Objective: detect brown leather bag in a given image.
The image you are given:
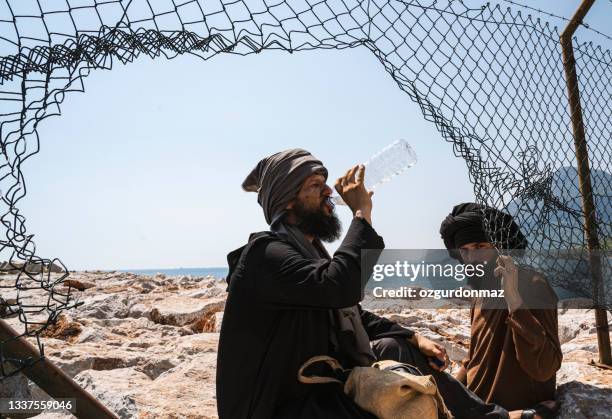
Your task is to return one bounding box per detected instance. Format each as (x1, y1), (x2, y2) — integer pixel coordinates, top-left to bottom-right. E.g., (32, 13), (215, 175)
(298, 355), (453, 419)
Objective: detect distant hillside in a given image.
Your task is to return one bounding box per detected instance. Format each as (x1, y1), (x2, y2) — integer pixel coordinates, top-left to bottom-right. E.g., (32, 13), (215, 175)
(506, 166), (611, 249)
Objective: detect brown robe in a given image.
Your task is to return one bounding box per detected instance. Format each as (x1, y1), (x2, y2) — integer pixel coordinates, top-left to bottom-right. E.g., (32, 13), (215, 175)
(465, 271), (563, 411)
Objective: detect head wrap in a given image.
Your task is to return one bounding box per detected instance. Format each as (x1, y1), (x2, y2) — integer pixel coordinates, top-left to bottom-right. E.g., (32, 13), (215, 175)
(439, 202), (528, 260)
(242, 148), (328, 225)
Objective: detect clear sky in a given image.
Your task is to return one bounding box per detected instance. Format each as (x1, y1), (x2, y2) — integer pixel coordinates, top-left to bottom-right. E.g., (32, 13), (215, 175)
(16, 0), (611, 270)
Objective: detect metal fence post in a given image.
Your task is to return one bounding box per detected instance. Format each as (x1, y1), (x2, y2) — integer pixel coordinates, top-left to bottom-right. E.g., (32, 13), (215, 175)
(560, 0), (612, 366)
(0, 320), (118, 418)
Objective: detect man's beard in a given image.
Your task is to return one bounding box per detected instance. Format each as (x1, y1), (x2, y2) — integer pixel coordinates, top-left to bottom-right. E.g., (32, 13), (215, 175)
(291, 199), (342, 242)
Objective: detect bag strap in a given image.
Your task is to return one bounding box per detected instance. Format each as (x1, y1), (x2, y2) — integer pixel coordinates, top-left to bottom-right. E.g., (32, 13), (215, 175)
(297, 355), (346, 385)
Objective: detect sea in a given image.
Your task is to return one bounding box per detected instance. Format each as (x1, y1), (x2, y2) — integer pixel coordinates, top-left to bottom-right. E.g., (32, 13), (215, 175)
(116, 267), (229, 279)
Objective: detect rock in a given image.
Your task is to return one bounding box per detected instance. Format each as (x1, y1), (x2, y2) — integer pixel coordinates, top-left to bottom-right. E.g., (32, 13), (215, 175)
(384, 314), (421, 325)
(178, 275), (193, 285)
(205, 311), (224, 333)
(74, 326), (109, 344)
(0, 298), (19, 318)
(0, 260), (64, 274)
(562, 340), (598, 354)
(39, 341), (147, 378)
(168, 333), (219, 360)
(135, 358), (177, 380)
(149, 297), (225, 327)
(73, 368), (149, 418)
(559, 324), (582, 345)
(61, 279), (95, 291)
(40, 315), (83, 343)
(77, 294), (129, 319)
(557, 309), (593, 344)
(0, 297), (6, 316)
(0, 370), (31, 399)
(192, 310), (225, 333)
(134, 354), (218, 418)
(187, 285), (226, 299)
(557, 380), (612, 419)
(555, 343), (612, 419)
(557, 350), (612, 387)
(126, 301), (152, 319)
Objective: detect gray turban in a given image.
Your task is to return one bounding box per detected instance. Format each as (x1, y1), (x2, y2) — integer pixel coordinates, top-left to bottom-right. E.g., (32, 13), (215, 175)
(242, 148), (328, 225)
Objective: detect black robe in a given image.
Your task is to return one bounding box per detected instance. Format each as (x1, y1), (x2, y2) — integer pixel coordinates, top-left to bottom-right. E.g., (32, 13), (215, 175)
(216, 217), (414, 419)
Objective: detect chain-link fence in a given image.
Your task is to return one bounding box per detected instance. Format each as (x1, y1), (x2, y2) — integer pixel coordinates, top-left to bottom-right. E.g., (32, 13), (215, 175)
(0, 0), (610, 378)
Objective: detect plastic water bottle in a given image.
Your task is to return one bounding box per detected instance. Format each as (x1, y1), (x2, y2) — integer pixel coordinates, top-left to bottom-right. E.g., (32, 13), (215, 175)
(331, 139), (417, 206)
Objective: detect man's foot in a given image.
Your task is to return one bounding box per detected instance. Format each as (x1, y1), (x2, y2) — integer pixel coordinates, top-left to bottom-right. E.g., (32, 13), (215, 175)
(508, 401), (557, 419)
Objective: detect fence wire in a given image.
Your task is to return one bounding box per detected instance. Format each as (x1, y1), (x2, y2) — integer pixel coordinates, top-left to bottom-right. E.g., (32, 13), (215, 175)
(0, 0), (610, 379)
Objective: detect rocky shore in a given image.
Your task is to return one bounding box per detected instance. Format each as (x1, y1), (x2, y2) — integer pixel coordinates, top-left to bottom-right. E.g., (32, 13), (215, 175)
(0, 271), (610, 418)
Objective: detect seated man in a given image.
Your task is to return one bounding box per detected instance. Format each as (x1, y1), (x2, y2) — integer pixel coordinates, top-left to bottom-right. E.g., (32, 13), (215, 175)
(216, 149), (536, 419)
(440, 203), (562, 419)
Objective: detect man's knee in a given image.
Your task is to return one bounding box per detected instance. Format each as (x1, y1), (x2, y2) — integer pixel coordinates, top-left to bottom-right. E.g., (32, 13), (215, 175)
(371, 337), (407, 360)
(371, 336), (430, 371)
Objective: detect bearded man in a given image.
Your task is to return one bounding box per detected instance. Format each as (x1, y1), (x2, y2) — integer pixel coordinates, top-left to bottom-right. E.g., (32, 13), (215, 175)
(440, 203), (562, 419)
(216, 149), (516, 419)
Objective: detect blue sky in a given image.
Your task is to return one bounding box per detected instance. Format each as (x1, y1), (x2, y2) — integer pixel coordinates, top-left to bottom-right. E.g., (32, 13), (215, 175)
(15, 0), (612, 270)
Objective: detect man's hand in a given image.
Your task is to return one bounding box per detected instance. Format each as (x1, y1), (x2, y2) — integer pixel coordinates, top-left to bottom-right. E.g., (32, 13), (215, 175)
(334, 164), (373, 224)
(494, 255), (523, 313)
(409, 333), (449, 372)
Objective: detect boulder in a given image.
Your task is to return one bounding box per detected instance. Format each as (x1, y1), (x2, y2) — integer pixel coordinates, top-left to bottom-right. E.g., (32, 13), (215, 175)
(0, 370), (31, 399)
(134, 354), (218, 418)
(135, 358), (177, 380)
(557, 380), (612, 419)
(0, 261), (64, 274)
(73, 367), (149, 418)
(556, 342), (612, 419)
(61, 279), (95, 291)
(77, 294), (130, 319)
(201, 311), (224, 333)
(37, 340), (149, 378)
(557, 309), (594, 344)
(40, 315), (83, 343)
(149, 297), (225, 327)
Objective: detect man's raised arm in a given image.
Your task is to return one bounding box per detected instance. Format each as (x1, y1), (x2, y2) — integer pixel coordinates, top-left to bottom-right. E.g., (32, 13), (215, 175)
(254, 216), (384, 309)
